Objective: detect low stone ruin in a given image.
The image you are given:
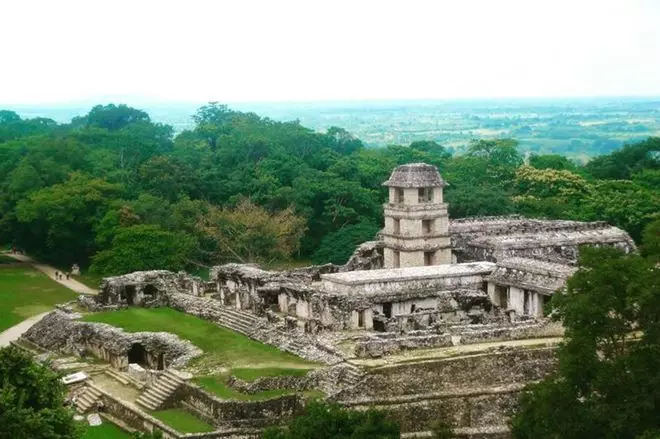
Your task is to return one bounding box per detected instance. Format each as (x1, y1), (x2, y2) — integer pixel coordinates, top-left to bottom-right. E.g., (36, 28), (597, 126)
(23, 311), (202, 370)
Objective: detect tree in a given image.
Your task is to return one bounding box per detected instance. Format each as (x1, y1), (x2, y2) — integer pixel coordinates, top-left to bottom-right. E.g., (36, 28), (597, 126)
(90, 224), (195, 275)
(0, 346), (80, 439)
(511, 246), (660, 439)
(529, 154), (576, 171)
(640, 218), (660, 264)
(312, 220), (380, 265)
(197, 199), (307, 264)
(73, 104), (150, 131)
(263, 401), (400, 439)
(14, 173), (122, 265)
(192, 102), (235, 151)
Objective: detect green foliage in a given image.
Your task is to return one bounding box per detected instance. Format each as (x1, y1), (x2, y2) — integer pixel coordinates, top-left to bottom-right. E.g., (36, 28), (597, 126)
(511, 246), (660, 439)
(90, 224), (194, 275)
(1, 102), (658, 275)
(312, 221), (380, 265)
(0, 346), (80, 439)
(529, 154), (576, 171)
(585, 137), (660, 180)
(640, 218), (660, 264)
(263, 401), (400, 439)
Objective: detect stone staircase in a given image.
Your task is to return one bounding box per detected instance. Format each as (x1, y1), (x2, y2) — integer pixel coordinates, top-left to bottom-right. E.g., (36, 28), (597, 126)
(216, 307), (263, 336)
(136, 370), (183, 411)
(74, 386), (102, 413)
(340, 362), (365, 387)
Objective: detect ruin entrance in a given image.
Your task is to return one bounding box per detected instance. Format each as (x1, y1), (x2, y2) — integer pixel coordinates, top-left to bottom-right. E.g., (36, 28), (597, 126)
(127, 343), (148, 367)
(383, 302), (392, 318)
(157, 353), (164, 370)
(143, 284), (158, 300)
(495, 285), (508, 308)
(121, 285), (136, 305)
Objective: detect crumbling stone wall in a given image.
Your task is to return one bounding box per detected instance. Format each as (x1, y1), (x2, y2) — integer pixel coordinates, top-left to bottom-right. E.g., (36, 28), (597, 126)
(174, 381), (304, 428)
(335, 346), (556, 401)
(23, 311), (202, 370)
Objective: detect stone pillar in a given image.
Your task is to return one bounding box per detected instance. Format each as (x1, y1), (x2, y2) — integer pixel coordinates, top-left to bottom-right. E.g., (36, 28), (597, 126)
(364, 309), (373, 330)
(350, 311), (360, 329)
(487, 282), (497, 305)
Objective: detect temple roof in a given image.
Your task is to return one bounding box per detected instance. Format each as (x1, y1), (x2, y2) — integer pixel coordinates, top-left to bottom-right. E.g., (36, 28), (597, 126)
(383, 163), (447, 188)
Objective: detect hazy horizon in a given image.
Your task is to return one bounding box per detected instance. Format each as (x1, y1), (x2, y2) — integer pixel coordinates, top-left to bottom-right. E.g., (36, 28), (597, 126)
(3, 0), (660, 105)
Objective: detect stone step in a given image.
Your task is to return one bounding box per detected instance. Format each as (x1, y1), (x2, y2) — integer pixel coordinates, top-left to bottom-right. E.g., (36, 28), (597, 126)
(220, 307), (261, 322)
(136, 393), (161, 411)
(218, 312), (255, 328)
(104, 368), (130, 385)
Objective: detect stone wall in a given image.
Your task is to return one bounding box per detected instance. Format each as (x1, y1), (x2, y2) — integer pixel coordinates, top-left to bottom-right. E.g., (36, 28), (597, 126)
(343, 386), (523, 434)
(22, 311), (201, 370)
(90, 383), (258, 439)
(335, 346), (556, 401)
(226, 375), (313, 394)
(173, 381), (304, 428)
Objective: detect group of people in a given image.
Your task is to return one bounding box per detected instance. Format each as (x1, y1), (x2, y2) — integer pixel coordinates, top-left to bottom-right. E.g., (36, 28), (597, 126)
(54, 271), (71, 281)
(9, 245), (24, 255)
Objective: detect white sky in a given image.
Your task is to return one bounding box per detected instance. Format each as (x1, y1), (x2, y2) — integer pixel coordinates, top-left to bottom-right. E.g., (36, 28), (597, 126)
(1, 0), (659, 104)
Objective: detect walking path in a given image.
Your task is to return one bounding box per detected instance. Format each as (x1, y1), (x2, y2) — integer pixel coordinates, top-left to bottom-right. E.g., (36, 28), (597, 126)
(3, 252), (97, 295)
(0, 312), (49, 347)
(0, 252), (98, 347)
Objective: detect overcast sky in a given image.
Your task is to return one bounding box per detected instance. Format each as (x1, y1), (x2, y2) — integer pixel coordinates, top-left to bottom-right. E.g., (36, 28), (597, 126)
(2, 0), (659, 104)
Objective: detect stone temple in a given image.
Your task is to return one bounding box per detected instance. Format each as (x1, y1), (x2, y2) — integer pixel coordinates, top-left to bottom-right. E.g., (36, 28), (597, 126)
(19, 163), (636, 438)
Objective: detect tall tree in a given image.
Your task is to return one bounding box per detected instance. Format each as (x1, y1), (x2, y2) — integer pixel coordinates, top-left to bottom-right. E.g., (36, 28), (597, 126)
(0, 346), (80, 439)
(511, 246), (660, 439)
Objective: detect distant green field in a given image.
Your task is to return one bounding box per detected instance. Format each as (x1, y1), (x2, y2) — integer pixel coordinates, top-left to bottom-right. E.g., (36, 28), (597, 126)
(0, 266), (78, 332)
(82, 308), (316, 371)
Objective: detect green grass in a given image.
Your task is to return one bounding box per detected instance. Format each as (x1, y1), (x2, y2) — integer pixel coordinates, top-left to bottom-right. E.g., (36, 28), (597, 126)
(193, 375), (297, 401)
(231, 367), (310, 382)
(0, 254), (18, 264)
(152, 408), (214, 433)
(194, 375), (324, 401)
(72, 272), (104, 290)
(81, 422), (133, 439)
(0, 266), (78, 332)
(81, 308), (316, 370)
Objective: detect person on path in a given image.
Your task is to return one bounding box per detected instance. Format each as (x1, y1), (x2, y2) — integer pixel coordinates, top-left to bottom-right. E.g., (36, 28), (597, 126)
(54, 271), (59, 280)
(66, 272), (70, 280)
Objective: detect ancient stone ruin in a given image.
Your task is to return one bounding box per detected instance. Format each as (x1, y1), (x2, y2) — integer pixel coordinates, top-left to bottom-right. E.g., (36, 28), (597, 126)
(20, 162), (636, 438)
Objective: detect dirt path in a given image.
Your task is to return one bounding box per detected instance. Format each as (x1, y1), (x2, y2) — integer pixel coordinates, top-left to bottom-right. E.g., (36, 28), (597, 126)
(4, 252), (97, 295)
(0, 312), (49, 347)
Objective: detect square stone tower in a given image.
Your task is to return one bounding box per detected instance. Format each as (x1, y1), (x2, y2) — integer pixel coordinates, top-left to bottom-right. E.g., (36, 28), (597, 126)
(382, 163), (451, 268)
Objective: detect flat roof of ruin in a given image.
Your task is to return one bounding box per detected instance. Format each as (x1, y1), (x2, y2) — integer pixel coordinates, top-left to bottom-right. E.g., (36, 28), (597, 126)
(497, 257), (577, 278)
(321, 261), (495, 286)
(469, 227), (632, 249)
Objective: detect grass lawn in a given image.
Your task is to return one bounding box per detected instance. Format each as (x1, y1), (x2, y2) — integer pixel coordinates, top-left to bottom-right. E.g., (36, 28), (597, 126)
(81, 422), (133, 439)
(0, 254), (18, 264)
(231, 367), (310, 382)
(152, 408), (214, 433)
(81, 308), (317, 372)
(0, 266), (78, 332)
(193, 375), (325, 401)
(193, 375), (295, 401)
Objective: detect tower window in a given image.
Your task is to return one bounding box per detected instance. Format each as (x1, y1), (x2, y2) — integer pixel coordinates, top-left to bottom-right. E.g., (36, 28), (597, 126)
(393, 250), (400, 268)
(418, 187), (433, 203)
(396, 188), (405, 204)
(393, 218), (400, 234)
(422, 219), (433, 234)
(424, 251), (434, 266)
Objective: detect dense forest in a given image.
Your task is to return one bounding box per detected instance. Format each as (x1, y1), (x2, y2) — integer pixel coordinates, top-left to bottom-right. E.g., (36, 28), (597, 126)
(0, 104), (658, 276)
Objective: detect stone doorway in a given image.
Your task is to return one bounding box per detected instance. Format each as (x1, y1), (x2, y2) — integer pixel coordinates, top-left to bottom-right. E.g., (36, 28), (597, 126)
(157, 353), (164, 370)
(121, 285), (136, 305)
(127, 343), (148, 367)
(143, 284), (158, 300)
